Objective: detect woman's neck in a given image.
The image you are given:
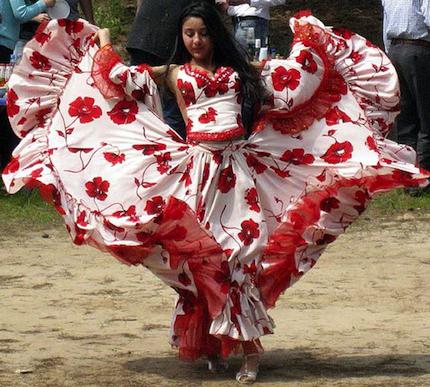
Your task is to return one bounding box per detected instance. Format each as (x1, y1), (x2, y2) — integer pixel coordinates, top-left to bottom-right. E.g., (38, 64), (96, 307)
(190, 57), (215, 72)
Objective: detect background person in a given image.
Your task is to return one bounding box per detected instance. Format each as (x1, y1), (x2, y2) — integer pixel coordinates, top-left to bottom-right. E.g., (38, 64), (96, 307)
(382, 0), (430, 195)
(227, 0), (286, 51)
(0, 0), (56, 63)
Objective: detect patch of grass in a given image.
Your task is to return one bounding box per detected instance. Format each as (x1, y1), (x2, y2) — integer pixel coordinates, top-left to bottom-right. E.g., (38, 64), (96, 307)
(367, 189), (430, 216)
(0, 189), (62, 232)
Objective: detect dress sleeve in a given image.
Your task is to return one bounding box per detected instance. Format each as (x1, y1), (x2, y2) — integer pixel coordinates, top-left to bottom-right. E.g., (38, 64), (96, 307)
(260, 11), (400, 137)
(92, 44), (158, 103)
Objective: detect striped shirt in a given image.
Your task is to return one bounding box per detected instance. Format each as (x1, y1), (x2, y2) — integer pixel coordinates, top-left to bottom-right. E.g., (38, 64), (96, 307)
(382, 0), (430, 51)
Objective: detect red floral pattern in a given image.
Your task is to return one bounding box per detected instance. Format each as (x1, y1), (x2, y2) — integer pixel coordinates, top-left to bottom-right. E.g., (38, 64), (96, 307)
(321, 141), (354, 164)
(85, 177), (110, 201)
(68, 97), (102, 123)
(271, 66), (301, 91)
(107, 100), (138, 125)
(3, 16), (429, 364)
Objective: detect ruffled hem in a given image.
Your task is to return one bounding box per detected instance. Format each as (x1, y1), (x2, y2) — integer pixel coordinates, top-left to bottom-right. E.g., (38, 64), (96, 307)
(257, 161), (429, 309)
(258, 13), (400, 138)
(91, 44), (125, 99)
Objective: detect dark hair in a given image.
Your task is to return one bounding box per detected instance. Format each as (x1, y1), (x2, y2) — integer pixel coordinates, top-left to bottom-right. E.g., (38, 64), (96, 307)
(167, 1), (266, 115)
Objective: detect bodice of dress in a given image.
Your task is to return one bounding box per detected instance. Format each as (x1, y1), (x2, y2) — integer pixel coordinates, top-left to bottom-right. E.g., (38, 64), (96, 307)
(177, 63), (246, 142)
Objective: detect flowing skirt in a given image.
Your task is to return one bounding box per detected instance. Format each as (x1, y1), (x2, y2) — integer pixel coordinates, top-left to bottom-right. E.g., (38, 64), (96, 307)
(3, 15), (428, 359)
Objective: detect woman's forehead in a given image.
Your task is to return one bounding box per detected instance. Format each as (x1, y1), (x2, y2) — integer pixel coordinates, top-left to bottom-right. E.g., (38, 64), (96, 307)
(182, 16), (206, 29)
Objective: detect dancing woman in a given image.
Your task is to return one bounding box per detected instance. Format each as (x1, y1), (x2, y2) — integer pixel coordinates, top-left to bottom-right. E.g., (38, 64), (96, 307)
(3, 2), (429, 383)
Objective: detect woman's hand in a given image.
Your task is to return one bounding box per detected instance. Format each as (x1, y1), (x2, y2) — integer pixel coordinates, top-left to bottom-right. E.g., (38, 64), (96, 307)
(33, 13), (50, 23)
(44, 0), (56, 7)
(93, 28), (111, 48)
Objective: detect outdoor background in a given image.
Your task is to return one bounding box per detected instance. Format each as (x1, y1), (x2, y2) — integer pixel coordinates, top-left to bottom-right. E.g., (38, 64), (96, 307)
(1, 1), (430, 386)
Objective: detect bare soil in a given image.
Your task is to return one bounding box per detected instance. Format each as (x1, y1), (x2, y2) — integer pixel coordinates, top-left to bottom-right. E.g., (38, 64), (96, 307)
(0, 213), (429, 386)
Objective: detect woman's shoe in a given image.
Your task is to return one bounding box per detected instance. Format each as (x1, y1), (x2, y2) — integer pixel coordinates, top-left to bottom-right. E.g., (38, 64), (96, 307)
(235, 354), (259, 384)
(207, 356), (229, 373)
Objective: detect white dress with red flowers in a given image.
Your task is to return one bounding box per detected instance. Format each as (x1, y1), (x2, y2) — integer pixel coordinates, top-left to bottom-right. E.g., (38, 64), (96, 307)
(3, 14), (429, 360)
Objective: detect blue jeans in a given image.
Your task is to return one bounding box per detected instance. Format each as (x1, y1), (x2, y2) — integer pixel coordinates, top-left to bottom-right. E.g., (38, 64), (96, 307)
(233, 17), (269, 51)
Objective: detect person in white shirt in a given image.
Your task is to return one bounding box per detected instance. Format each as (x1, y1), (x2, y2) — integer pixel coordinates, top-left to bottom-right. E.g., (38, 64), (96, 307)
(227, 0), (285, 50)
(382, 0), (430, 196)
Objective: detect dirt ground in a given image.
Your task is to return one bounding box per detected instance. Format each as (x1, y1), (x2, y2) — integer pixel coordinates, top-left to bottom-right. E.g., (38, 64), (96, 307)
(1, 212), (429, 387)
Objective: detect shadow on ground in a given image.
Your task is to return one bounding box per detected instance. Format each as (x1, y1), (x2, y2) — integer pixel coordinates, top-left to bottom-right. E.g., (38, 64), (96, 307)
(123, 348), (430, 383)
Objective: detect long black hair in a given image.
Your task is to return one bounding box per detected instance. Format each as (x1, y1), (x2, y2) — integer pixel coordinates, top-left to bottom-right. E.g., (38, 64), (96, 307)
(167, 1), (266, 111)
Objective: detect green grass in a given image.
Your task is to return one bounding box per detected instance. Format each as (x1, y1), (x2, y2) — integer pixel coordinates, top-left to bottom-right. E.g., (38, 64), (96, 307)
(1, 187), (430, 235)
(0, 189), (62, 233)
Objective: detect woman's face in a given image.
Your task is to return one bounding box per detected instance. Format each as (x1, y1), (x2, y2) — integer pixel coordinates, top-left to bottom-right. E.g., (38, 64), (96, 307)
(182, 16), (213, 63)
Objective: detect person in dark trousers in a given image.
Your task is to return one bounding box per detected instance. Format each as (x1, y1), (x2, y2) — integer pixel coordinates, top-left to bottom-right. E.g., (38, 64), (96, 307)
(382, 0), (430, 195)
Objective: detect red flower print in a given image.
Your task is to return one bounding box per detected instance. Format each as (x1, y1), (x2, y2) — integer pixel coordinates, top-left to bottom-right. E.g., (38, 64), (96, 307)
(179, 158), (193, 187)
(212, 151), (223, 165)
(112, 205), (138, 221)
(281, 148), (315, 165)
(144, 196), (165, 215)
(34, 29), (51, 46)
(238, 219), (260, 246)
(155, 152), (172, 174)
(349, 50), (363, 64)
(271, 66), (301, 91)
(218, 165), (236, 193)
(6, 89), (19, 118)
(213, 261), (230, 294)
(325, 106), (352, 126)
(321, 141), (354, 164)
(178, 272), (192, 287)
(132, 143), (166, 155)
(35, 108), (52, 127)
(103, 152), (125, 165)
(245, 153), (267, 174)
(177, 79), (196, 106)
(296, 50), (317, 74)
(365, 136), (378, 152)
(30, 167), (43, 178)
(332, 28), (353, 40)
(29, 51), (51, 71)
(131, 84), (150, 102)
(108, 100), (138, 125)
(58, 19), (84, 34)
(68, 97), (102, 123)
(354, 189), (370, 215)
(204, 80), (228, 98)
(320, 197), (340, 212)
(245, 187), (260, 212)
(76, 210), (88, 227)
(198, 107), (217, 124)
(201, 162), (210, 190)
(3, 157), (20, 174)
(270, 166), (291, 178)
(85, 177), (110, 201)
(243, 261), (257, 284)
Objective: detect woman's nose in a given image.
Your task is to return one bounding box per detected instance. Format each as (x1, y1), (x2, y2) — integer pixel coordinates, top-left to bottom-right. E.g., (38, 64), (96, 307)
(193, 35), (202, 44)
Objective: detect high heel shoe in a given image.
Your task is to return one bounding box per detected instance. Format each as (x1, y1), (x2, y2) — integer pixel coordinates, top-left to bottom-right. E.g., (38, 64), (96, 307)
(235, 353), (259, 384)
